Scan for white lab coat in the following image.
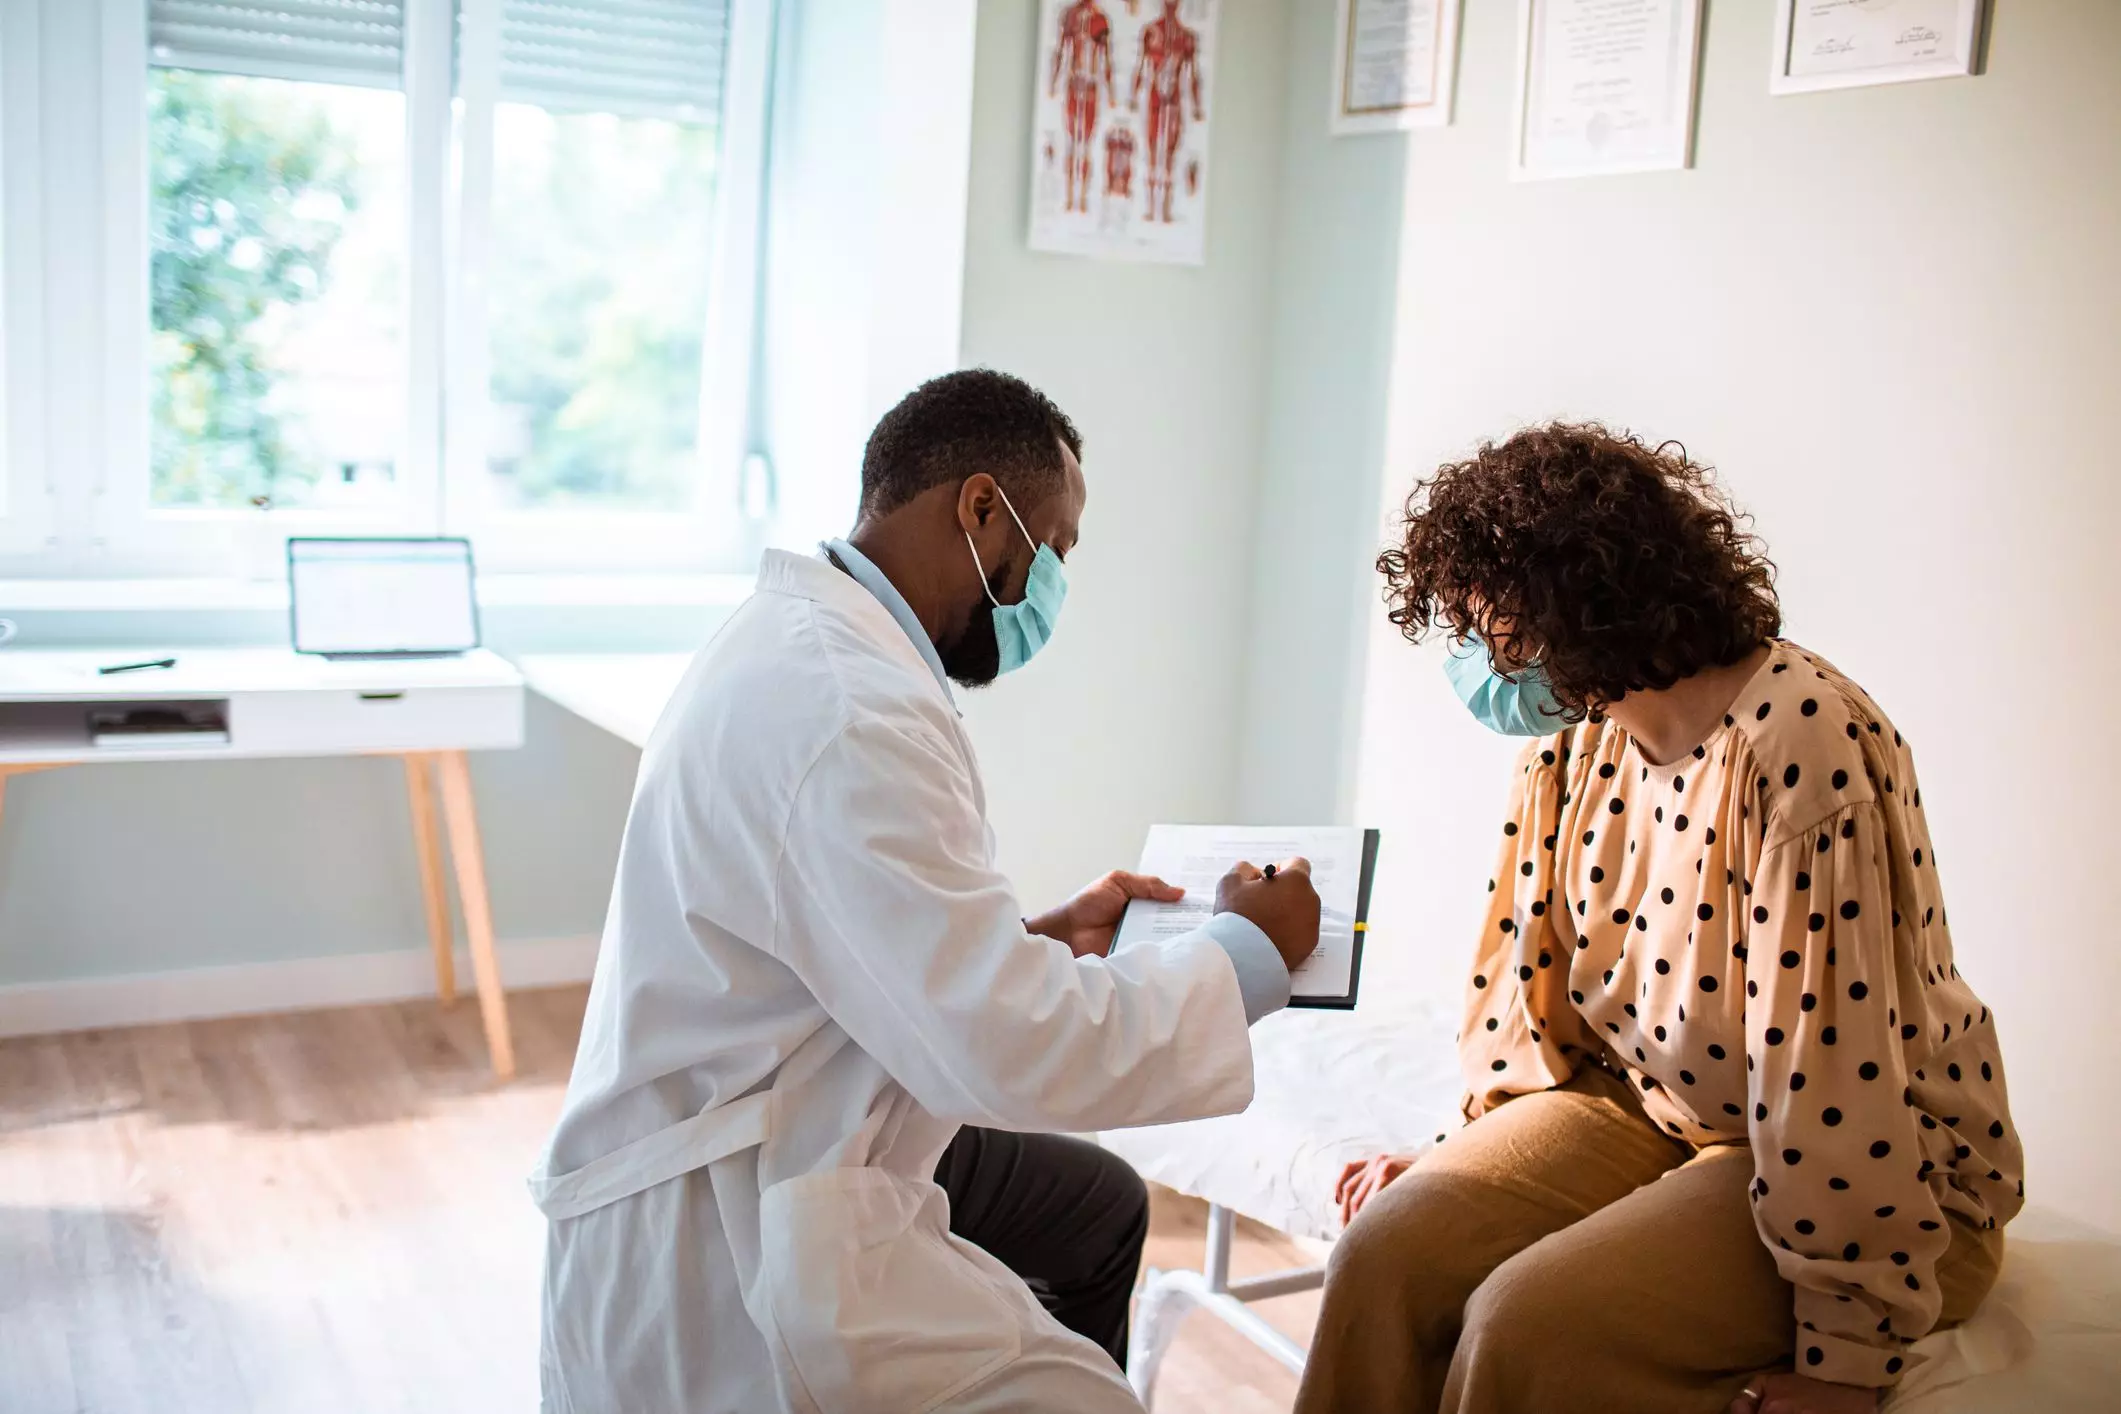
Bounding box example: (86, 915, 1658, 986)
(532, 549, 1261, 1413)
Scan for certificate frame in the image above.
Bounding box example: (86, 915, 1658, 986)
(1509, 0, 1704, 182)
(1769, 0, 1987, 96)
(1330, 0, 1463, 136)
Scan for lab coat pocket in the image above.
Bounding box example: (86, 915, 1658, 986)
(758, 1167, 1023, 1414)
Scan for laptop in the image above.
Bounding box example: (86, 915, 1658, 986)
(288, 537, 481, 660)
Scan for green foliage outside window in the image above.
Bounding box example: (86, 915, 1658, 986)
(145, 71, 721, 515)
(149, 70, 361, 509)
(483, 109, 719, 510)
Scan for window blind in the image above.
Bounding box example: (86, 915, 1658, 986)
(148, 1, 409, 89)
(482, 1, 732, 123)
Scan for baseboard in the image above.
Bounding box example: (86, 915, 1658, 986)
(0, 935, 600, 1039)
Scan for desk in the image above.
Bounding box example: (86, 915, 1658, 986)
(0, 648, 527, 1076)
(516, 653, 693, 750)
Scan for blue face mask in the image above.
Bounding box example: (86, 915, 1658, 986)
(965, 488, 1067, 674)
(1442, 633, 1571, 737)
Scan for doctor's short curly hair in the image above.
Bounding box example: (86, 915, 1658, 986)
(861, 369, 1082, 517)
(1378, 422, 1781, 719)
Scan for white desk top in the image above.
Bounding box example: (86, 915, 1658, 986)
(516, 653, 694, 749)
(0, 648, 525, 765)
(0, 647, 523, 702)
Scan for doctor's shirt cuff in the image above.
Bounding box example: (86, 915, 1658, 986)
(1199, 913, 1292, 1025)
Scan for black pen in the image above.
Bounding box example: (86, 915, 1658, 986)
(98, 657, 177, 675)
(1263, 864, 1278, 880)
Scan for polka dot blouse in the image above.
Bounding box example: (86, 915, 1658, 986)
(1460, 640, 2023, 1389)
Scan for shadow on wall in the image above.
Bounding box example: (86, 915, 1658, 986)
(0, 693, 639, 992)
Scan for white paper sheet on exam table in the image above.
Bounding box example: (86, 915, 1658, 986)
(1111, 824, 1377, 1006)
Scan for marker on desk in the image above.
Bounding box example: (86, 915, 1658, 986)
(98, 657, 177, 675)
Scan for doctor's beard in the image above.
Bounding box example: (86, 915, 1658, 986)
(939, 561, 1010, 688)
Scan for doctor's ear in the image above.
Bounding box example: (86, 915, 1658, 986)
(956, 474, 1003, 533)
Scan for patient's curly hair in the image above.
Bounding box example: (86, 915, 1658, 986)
(1378, 423, 1781, 719)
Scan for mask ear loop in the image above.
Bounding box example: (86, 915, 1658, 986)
(964, 529, 1003, 608)
(994, 485, 1036, 549)
(964, 484, 1037, 608)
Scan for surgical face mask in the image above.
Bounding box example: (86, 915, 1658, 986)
(963, 487, 1067, 676)
(1443, 633, 1571, 737)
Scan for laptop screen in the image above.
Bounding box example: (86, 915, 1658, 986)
(288, 538, 480, 656)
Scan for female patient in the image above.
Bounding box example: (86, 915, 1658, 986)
(1297, 425, 2022, 1414)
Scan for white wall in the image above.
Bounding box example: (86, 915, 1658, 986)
(1350, 0, 2121, 1229)
(758, 0, 978, 551)
(1232, 0, 1406, 829)
(960, 0, 1291, 909)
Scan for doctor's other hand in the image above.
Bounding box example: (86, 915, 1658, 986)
(1335, 1153, 1416, 1227)
(1027, 871, 1186, 960)
(1214, 858, 1321, 975)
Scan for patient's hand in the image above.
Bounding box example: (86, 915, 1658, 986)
(1728, 1373, 1879, 1414)
(1335, 1153, 1417, 1227)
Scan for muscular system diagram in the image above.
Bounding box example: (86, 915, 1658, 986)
(1048, 0, 1115, 214)
(1104, 124, 1136, 200)
(1030, 0, 1214, 264)
(1129, 0, 1204, 225)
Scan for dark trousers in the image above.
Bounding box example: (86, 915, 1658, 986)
(935, 1127, 1150, 1371)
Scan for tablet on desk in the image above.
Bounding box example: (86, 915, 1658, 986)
(288, 537, 480, 659)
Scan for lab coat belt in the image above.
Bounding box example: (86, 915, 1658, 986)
(528, 1091, 774, 1221)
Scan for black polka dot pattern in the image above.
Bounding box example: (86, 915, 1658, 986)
(1454, 642, 2021, 1389)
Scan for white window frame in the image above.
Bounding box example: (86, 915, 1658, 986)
(0, 0, 774, 581)
(445, 0, 775, 574)
(90, 0, 444, 578)
(0, 0, 54, 559)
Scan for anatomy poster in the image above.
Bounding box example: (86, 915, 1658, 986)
(1029, 0, 1219, 266)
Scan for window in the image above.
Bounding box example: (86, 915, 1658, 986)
(0, 0, 50, 559)
(450, 0, 768, 569)
(142, 0, 417, 532)
(1, 0, 770, 578)
(484, 107, 714, 513)
(147, 70, 409, 512)
(480, 5, 724, 512)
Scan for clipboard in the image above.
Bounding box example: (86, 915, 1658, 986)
(1111, 824, 1383, 1010)
(1292, 826, 1381, 1010)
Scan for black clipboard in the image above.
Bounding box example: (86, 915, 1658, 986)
(1288, 827, 1381, 1010)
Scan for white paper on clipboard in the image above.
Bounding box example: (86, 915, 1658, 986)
(1112, 824, 1376, 1006)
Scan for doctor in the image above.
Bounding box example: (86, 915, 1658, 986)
(533, 369, 1321, 1413)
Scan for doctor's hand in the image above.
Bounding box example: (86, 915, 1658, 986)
(1026, 871, 1186, 960)
(1214, 858, 1321, 976)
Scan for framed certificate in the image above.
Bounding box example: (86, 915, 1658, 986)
(1510, 0, 1704, 182)
(1331, 0, 1463, 135)
(1771, 0, 1987, 95)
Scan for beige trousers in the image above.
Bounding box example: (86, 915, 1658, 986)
(1291, 1065, 2001, 1414)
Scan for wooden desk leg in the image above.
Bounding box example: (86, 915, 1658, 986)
(434, 750, 516, 1079)
(402, 753, 457, 1006)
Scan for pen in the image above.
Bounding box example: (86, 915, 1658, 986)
(1263, 864, 1277, 880)
(98, 657, 177, 675)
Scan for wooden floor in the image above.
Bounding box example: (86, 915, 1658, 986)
(0, 985, 1318, 1413)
